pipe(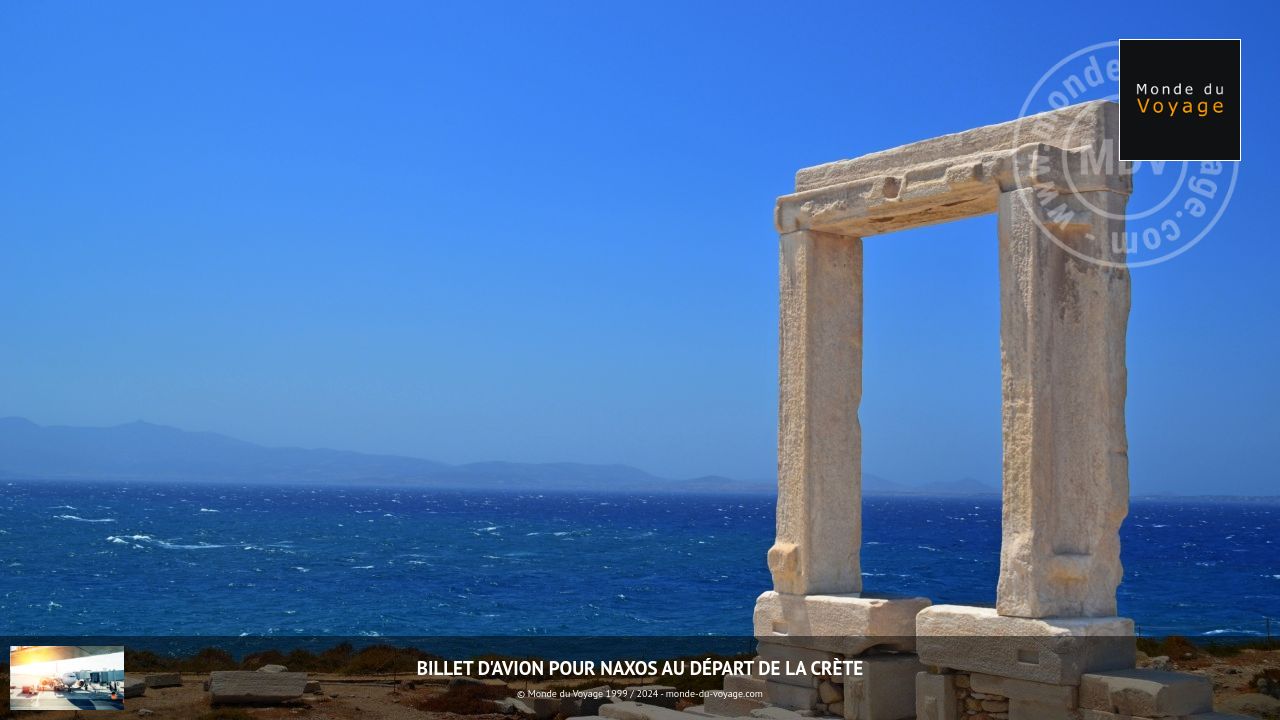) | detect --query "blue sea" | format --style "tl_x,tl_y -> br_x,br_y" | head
1,480 -> 1277,638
